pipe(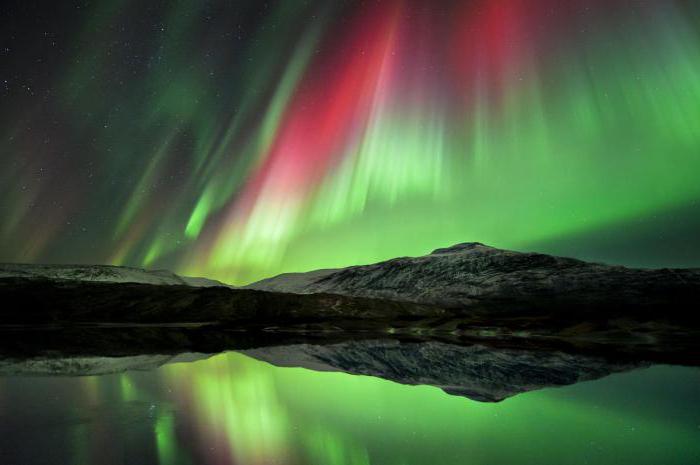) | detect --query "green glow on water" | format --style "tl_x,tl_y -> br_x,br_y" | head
119,374 -> 137,402
0,352 -> 698,464
157,352 -> 700,465
155,414 -> 178,465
